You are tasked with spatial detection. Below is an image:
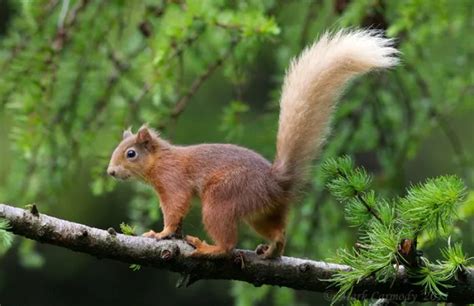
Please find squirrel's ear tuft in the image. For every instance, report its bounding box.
[136,125,156,151]
[123,127,133,139]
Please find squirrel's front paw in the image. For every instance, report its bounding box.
[142,230,158,238]
[142,230,172,240]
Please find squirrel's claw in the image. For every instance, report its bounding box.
[255,244,269,255]
[256,243,281,259]
[185,235,204,248]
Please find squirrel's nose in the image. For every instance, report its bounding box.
[107,168,116,177]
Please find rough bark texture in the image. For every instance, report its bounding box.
[0,203,473,303]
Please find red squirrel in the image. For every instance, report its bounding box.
[107,30,398,258]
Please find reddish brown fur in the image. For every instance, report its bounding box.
[108,127,290,258]
[107,31,398,258]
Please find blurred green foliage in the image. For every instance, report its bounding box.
[0,0,472,305]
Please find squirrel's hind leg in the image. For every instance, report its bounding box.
[256,232,286,259]
[248,208,288,259]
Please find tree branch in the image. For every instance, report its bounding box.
[170,37,240,120]
[0,204,472,303]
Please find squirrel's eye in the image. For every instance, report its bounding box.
[126,149,137,159]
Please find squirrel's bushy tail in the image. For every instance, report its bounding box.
[272,29,399,193]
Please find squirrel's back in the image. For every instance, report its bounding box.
[182,144,285,215]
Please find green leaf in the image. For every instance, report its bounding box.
[120,222,136,236]
[129,264,141,271]
[0,218,14,256]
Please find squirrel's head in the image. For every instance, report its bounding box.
[107,125,167,181]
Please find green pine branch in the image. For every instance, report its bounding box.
[322,156,470,303]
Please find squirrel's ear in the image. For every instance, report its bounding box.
[123,127,133,139]
[136,125,156,151]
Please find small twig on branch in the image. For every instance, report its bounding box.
[0,203,472,303]
[53,0,90,51]
[336,170,384,224]
[82,43,143,129]
[169,37,241,120]
[165,25,206,66]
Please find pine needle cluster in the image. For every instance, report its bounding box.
[322,156,470,303]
